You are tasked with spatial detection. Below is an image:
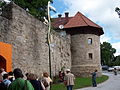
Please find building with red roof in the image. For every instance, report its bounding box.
[52,12,104,77]
[0,3,104,78]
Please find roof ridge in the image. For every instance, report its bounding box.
[52,11,102,29]
[78,12,89,26]
[79,12,102,28]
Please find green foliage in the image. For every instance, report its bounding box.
[0,1,6,8]
[113,55,120,66]
[101,42,116,66]
[12,0,53,20]
[51,75,109,90]
[0,1,5,14]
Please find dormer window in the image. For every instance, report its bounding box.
[88,38,92,44]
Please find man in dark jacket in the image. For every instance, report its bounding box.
[92,70,97,87]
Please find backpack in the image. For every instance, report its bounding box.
[0,82,7,90]
[43,80,49,88]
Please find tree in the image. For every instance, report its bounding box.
[0,1,6,8]
[115,7,120,18]
[113,55,120,66]
[0,0,53,20]
[101,42,116,66]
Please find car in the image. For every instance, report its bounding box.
[108,67,114,72]
[113,66,120,71]
[102,65,109,70]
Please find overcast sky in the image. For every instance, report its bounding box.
[52,0,120,56]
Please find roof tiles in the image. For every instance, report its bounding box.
[52,12,102,29]
[64,12,102,29]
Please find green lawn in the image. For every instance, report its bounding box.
[51,75,109,90]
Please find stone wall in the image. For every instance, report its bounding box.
[51,31,71,76]
[0,16,9,42]
[71,34,102,77]
[0,2,102,78]
[0,2,71,77]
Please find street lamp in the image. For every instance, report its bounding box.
[115,7,120,18]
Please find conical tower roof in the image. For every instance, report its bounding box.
[51,12,104,35]
[64,12,102,29]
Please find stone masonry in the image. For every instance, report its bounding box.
[0,2,103,77]
[71,34,102,77]
[0,2,71,77]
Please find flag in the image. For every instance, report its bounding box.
[49,4,56,13]
[4,0,11,4]
[48,1,56,13]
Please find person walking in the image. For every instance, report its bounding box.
[8,71,15,82]
[0,68,7,76]
[28,73,45,90]
[59,71,64,82]
[92,70,98,87]
[64,69,75,90]
[0,73,11,90]
[113,68,117,75]
[3,73,11,88]
[41,72,52,90]
[8,68,34,90]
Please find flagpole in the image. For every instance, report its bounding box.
[47,2,56,89]
[47,0,52,80]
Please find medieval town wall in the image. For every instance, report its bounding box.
[0,16,9,42]
[0,3,71,77]
[50,31,71,76]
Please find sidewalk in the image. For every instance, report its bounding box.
[76,72,120,90]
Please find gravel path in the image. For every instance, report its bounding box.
[76,72,120,90]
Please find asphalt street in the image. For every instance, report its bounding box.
[76,71,120,90]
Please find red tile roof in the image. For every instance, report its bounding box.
[52,12,102,29]
[51,17,72,29]
[64,12,102,29]
[51,11,104,35]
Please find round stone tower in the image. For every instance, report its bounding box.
[64,12,104,77]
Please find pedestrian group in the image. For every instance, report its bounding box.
[0,67,103,90]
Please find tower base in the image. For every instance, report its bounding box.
[71,65,102,77]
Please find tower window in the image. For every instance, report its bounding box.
[88,38,92,44]
[88,53,93,59]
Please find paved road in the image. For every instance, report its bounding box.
[76,71,120,90]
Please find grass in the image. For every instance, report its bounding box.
[51,75,109,90]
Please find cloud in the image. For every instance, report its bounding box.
[4,0,11,3]
[61,0,120,38]
[100,35,111,44]
[100,35,120,56]
[112,42,120,56]
[60,0,120,56]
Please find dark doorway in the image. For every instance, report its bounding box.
[0,55,6,71]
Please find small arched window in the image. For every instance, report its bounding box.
[88,38,92,44]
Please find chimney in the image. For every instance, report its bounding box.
[65,12,69,17]
[58,14,62,18]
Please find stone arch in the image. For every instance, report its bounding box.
[0,55,6,70]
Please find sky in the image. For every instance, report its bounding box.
[2,0,120,56]
[51,0,120,56]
